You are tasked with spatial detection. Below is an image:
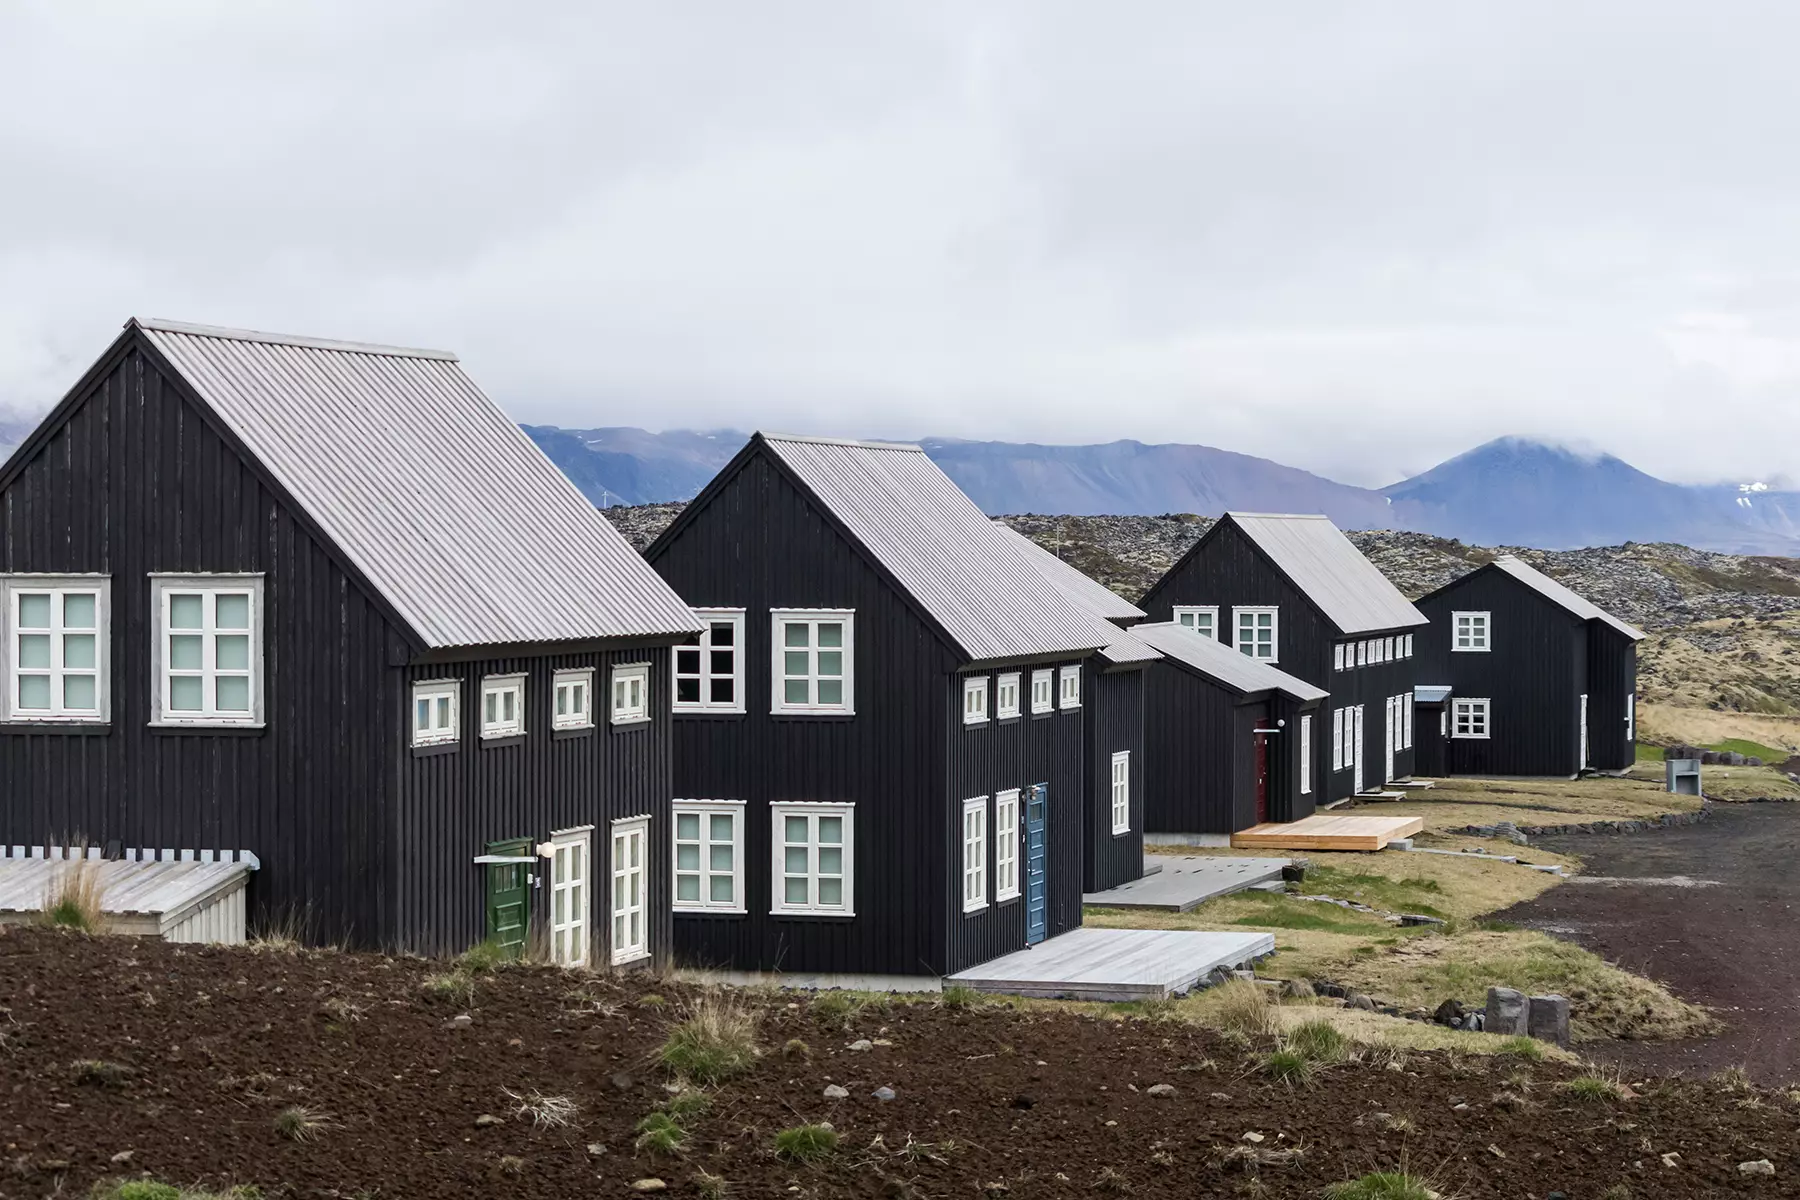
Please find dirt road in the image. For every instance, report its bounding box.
[1501,802,1800,1083]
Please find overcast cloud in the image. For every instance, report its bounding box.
[3,1,1798,487]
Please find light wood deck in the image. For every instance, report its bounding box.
[1229,814,1424,852]
[947,927,1275,1001]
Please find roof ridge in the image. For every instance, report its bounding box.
[1226,511,1331,520]
[133,318,458,362]
[759,431,924,453]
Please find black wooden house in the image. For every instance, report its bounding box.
[0,319,702,962]
[1413,556,1644,777]
[645,433,1127,984]
[1138,513,1427,807]
[1131,622,1326,835]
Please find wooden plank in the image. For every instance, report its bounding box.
[1230,814,1423,852]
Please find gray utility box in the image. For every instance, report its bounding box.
[1666,758,1701,796]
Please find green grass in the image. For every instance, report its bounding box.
[1262,1048,1313,1085]
[455,937,516,974]
[92,1184,261,1200]
[658,996,761,1084]
[1303,867,1451,919]
[1497,1035,1547,1061]
[1562,1075,1627,1101]
[1219,891,1394,935]
[774,1123,840,1164]
[1635,741,1664,762]
[1324,1172,1438,1200]
[1285,1019,1349,1064]
[634,1111,686,1155]
[1705,737,1790,763]
[418,971,475,1006]
[939,984,986,1010]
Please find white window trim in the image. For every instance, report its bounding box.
[1356,640,1368,667]
[963,675,990,726]
[1,574,112,724]
[1333,644,1345,672]
[1451,697,1491,739]
[1110,750,1131,835]
[672,800,745,914]
[608,817,650,966]
[995,672,1021,720]
[961,796,988,914]
[1300,715,1313,795]
[1452,611,1492,653]
[1173,605,1219,639]
[1332,707,1344,771]
[1403,634,1414,658]
[1058,664,1082,710]
[1626,693,1635,742]
[480,673,527,739]
[610,662,650,725]
[673,608,746,714]
[550,827,593,968]
[771,609,855,715]
[1403,697,1414,749]
[552,668,595,732]
[1235,606,1279,663]
[994,788,1021,901]
[1030,669,1054,715]
[411,679,460,747]
[149,574,265,728]
[770,801,855,916]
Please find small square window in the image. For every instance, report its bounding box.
[963,676,989,725]
[554,668,594,731]
[411,679,459,747]
[1452,697,1490,739]
[2,575,111,723]
[1453,612,1491,652]
[674,609,745,713]
[1058,664,1081,709]
[996,672,1021,719]
[1236,607,1278,662]
[1030,669,1054,715]
[772,610,854,714]
[1173,606,1218,640]
[151,575,263,726]
[480,674,526,739]
[611,664,650,725]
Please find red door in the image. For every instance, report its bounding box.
[1254,731,1269,824]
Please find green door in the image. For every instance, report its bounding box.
[484,838,532,958]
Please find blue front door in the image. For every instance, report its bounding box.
[1024,783,1049,945]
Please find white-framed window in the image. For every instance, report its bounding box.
[673,800,744,913]
[994,788,1020,901]
[609,817,649,965]
[1236,607,1278,661]
[961,796,988,913]
[151,575,263,726]
[1385,636,1396,661]
[553,668,594,731]
[1356,640,1368,667]
[1453,612,1491,652]
[995,672,1021,719]
[1451,697,1491,739]
[481,673,526,739]
[610,663,649,724]
[674,608,745,713]
[1440,708,1448,737]
[2,575,110,723]
[1300,715,1313,795]
[963,676,990,725]
[1403,634,1414,658]
[1174,606,1219,639]
[411,679,459,746]
[1058,664,1082,709]
[549,827,593,967]
[1030,669,1054,714]
[1392,696,1405,750]
[772,610,853,714]
[771,802,854,915]
[1332,707,1345,771]
[1403,698,1414,749]
[1110,750,1131,834]
[1333,644,1346,672]
[1626,693,1635,742]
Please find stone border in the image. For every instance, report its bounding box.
[1449,807,1711,842]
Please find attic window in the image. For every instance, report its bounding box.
[1058,664,1081,709]
[1174,606,1218,640]
[2,576,111,724]
[1030,669,1054,715]
[772,610,853,714]
[1356,640,1368,667]
[996,672,1021,720]
[152,576,263,727]
[411,679,459,746]
[1453,612,1491,652]
[674,609,745,713]
[963,676,989,725]
[481,674,526,739]
[611,664,650,725]
[554,668,594,731]
[1236,607,1278,662]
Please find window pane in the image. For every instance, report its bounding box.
[169,594,204,629]
[17,634,50,670]
[677,679,700,703]
[169,676,204,711]
[169,634,203,671]
[784,623,810,648]
[785,816,808,843]
[62,675,96,710]
[676,813,700,840]
[60,632,95,670]
[503,691,516,721]
[784,846,808,874]
[783,651,808,678]
[709,843,733,871]
[436,697,451,725]
[215,676,250,712]
[17,594,50,628]
[709,679,734,704]
[214,594,250,629]
[817,651,842,677]
[676,844,699,870]
[784,679,809,704]
[709,875,734,903]
[819,846,842,875]
[818,877,843,906]
[485,693,497,723]
[710,621,734,646]
[817,679,843,706]
[817,623,843,648]
[17,675,50,709]
[62,594,96,629]
[215,634,249,671]
[415,698,430,729]
[709,649,734,675]
[709,814,733,841]
[676,647,701,673]
[676,875,700,902]
[785,877,809,904]
[818,816,842,844]
[556,687,569,716]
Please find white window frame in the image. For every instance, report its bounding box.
[1453,611,1491,652]
[1235,606,1278,662]
[1173,605,1219,640]
[994,788,1020,901]
[411,679,460,747]
[1626,693,1635,742]
[549,826,593,968]
[771,609,854,715]
[672,800,744,914]
[1030,669,1054,715]
[673,608,746,714]
[1451,697,1491,739]
[610,663,650,725]
[961,796,988,914]
[1403,697,1414,749]
[1356,640,1368,667]
[995,672,1021,719]
[150,574,264,728]
[1333,644,1346,672]
[1,575,111,724]
[1385,636,1396,661]
[771,802,854,916]
[1332,707,1344,771]
[963,675,990,725]
[1058,664,1082,709]
[480,673,526,739]
[608,817,649,966]
[1403,633,1414,658]
[1110,750,1131,835]
[553,668,594,732]
[1300,715,1313,795]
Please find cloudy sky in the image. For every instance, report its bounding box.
[2,2,1797,487]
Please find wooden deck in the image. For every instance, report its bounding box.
[946,927,1275,1001]
[1229,814,1424,852]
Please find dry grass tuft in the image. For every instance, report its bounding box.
[659,993,762,1084]
[40,855,105,932]
[1190,978,1280,1040]
[503,1088,579,1130]
[71,1059,131,1087]
[773,1122,839,1164]
[273,1104,336,1142]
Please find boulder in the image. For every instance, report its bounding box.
[1484,987,1529,1037]
[1528,994,1571,1048]
[1431,998,1465,1027]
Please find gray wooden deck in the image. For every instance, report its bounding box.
[946,927,1275,1001]
[1084,856,1290,912]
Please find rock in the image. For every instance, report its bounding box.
[586,1143,607,1156]
[1280,862,1308,883]
[823,1084,849,1100]
[1485,987,1529,1037]
[1401,914,1446,927]
[1466,1012,1484,1032]
[1432,998,1465,1027]
[610,1071,636,1092]
[1346,992,1376,1012]
[631,1180,668,1193]
[872,1086,896,1101]
[1146,1083,1176,1098]
[1739,1159,1776,1176]
[1241,1132,1265,1144]
[1209,1092,1233,1101]
[847,1039,874,1051]
[108,1150,134,1165]
[1661,1152,1682,1168]
[1229,969,1256,982]
[447,1013,473,1030]
[1527,994,1571,1048]
[474,1114,504,1128]
[1452,1103,1470,1112]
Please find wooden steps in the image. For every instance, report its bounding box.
[1230,814,1425,852]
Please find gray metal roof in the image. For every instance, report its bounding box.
[1414,685,1453,703]
[1226,512,1427,635]
[1490,556,1646,641]
[762,434,1112,664]
[1132,621,1328,702]
[136,319,701,650]
[0,853,249,918]
[996,526,1160,665]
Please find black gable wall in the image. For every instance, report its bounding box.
[1083,667,1145,892]
[0,341,400,945]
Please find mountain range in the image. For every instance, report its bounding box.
[526,426,1800,556]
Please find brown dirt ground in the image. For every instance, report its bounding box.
[3,928,1798,1198]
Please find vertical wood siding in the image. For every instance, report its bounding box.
[1143,662,1273,834]
[1586,631,1637,771]
[1083,667,1146,891]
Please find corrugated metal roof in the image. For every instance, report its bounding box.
[1490,556,1646,641]
[1227,512,1427,635]
[1414,685,1453,703]
[136,319,701,650]
[1132,621,1328,701]
[762,434,1112,664]
[0,855,248,918]
[996,526,1159,665]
